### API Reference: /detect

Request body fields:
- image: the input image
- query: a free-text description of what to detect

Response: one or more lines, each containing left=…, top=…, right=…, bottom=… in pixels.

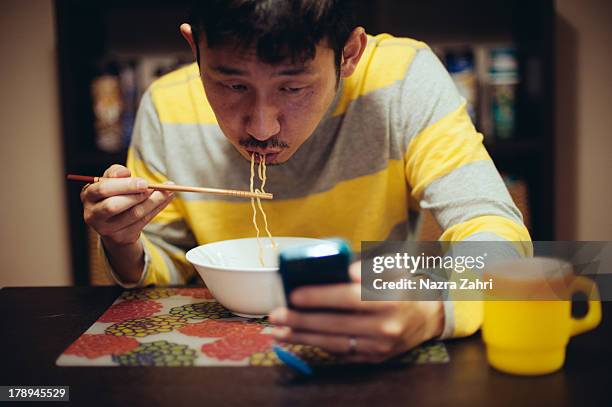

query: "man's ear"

left=340, top=27, right=367, bottom=78
left=180, top=23, right=198, bottom=62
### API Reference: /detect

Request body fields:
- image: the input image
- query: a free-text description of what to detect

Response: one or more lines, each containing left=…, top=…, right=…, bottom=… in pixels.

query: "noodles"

left=257, top=155, right=276, bottom=246
left=249, top=154, right=263, bottom=265
left=250, top=153, right=277, bottom=266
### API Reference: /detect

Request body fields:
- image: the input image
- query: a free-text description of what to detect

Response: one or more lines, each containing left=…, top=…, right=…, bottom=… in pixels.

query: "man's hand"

left=80, top=164, right=175, bottom=283
left=268, top=262, right=444, bottom=363
left=81, top=164, right=174, bottom=246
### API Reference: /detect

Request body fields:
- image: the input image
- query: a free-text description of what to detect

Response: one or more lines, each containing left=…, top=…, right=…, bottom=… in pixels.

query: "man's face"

left=198, top=40, right=339, bottom=164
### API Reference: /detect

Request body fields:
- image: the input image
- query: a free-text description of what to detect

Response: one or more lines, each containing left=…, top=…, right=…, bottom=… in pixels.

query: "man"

left=81, top=0, right=531, bottom=363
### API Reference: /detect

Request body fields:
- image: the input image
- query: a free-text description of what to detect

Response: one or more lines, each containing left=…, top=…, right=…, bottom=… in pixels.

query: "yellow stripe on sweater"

left=150, top=64, right=218, bottom=125
left=451, top=302, right=484, bottom=338
left=141, top=234, right=171, bottom=286
left=439, top=215, right=533, bottom=256
left=332, top=34, right=425, bottom=117
left=183, top=161, right=409, bottom=250
left=404, top=103, right=491, bottom=199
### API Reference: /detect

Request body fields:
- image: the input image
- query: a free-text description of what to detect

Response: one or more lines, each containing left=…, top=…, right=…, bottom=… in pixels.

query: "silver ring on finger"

left=348, top=336, right=357, bottom=355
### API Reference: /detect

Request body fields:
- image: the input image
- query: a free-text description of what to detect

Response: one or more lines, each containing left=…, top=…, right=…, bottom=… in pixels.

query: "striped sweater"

left=102, top=34, right=532, bottom=338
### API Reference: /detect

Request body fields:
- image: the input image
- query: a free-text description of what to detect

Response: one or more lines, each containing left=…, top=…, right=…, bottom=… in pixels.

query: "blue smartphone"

left=278, top=239, right=352, bottom=309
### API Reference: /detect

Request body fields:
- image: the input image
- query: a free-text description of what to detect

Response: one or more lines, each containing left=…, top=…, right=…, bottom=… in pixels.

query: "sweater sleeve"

left=398, top=47, right=532, bottom=338
left=100, top=90, right=197, bottom=287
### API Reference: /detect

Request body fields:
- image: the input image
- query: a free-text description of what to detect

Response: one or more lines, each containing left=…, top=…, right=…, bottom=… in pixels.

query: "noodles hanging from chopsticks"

left=250, top=153, right=277, bottom=266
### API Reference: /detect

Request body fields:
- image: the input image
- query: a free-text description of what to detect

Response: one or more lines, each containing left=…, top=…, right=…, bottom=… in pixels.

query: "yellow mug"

left=482, top=257, right=601, bottom=375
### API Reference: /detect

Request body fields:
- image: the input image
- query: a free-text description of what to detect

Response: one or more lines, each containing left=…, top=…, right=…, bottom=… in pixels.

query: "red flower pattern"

left=64, top=334, right=139, bottom=359
left=178, top=320, right=263, bottom=338
left=98, top=300, right=163, bottom=323
left=175, top=288, right=215, bottom=299
left=201, top=333, right=275, bottom=361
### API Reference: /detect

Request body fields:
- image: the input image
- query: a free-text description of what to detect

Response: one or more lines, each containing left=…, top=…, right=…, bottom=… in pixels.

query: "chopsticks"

left=66, top=174, right=273, bottom=200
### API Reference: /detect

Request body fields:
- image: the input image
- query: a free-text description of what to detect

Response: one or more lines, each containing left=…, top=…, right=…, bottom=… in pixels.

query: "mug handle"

left=570, top=276, right=602, bottom=336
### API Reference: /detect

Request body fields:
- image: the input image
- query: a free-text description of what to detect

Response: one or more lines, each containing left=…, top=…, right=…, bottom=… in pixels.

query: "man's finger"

left=109, top=192, right=174, bottom=241
left=289, top=282, right=394, bottom=312
left=349, top=261, right=362, bottom=282
left=273, top=328, right=392, bottom=357
left=85, top=177, right=149, bottom=202
left=103, top=164, right=131, bottom=178
left=104, top=190, right=172, bottom=232
left=269, top=307, right=404, bottom=339
left=90, top=191, right=153, bottom=222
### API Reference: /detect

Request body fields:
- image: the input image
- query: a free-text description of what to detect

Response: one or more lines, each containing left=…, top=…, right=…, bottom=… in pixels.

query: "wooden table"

left=0, top=287, right=609, bottom=406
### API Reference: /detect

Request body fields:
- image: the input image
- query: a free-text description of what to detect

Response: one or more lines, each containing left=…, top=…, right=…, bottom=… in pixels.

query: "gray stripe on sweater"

left=419, top=160, right=524, bottom=230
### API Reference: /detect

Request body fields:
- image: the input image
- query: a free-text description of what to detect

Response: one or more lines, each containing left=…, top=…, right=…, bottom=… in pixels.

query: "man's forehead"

left=208, top=61, right=315, bottom=77
left=199, top=36, right=331, bottom=76
left=202, top=46, right=318, bottom=76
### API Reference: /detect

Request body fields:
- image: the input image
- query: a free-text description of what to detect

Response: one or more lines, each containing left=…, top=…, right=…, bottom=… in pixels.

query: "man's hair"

left=188, top=0, right=355, bottom=73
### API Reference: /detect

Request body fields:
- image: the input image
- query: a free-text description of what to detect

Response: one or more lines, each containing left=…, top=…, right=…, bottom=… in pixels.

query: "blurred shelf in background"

left=56, top=0, right=554, bottom=284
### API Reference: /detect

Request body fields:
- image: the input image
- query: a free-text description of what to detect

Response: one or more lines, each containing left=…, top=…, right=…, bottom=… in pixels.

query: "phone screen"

left=278, top=239, right=352, bottom=309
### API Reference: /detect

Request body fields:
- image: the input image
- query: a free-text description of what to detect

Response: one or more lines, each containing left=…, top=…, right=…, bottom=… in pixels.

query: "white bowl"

left=186, top=237, right=330, bottom=318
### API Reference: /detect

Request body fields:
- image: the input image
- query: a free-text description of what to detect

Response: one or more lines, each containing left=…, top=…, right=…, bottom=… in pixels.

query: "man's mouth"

left=245, top=149, right=282, bottom=164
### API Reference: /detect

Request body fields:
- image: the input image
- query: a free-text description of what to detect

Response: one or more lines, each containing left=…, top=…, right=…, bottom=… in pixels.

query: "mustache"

left=238, top=137, right=289, bottom=149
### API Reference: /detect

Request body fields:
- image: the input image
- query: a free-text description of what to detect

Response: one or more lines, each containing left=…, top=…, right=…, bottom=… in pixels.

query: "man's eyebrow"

left=210, top=65, right=247, bottom=76
left=209, top=64, right=314, bottom=77
left=273, top=66, right=313, bottom=76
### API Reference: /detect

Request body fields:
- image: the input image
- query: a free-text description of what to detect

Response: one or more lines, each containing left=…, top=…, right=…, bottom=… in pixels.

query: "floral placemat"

left=56, top=288, right=449, bottom=367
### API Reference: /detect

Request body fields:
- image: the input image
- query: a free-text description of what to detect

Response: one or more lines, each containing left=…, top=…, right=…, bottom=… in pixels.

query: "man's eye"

left=225, top=83, right=247, bottom=92
left=281, top=86, right=305, bottom=94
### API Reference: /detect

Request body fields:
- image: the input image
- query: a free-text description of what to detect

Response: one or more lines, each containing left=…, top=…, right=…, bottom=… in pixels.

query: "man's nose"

left=245, top=98, right=280, bottom=141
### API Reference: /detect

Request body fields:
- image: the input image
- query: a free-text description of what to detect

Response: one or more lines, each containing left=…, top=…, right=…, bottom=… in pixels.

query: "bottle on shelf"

left=91, top=60, right=141, bottom=153
left=91, top=62, right=124, bottom=153
left=488, top=47, right=519, bottom=140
